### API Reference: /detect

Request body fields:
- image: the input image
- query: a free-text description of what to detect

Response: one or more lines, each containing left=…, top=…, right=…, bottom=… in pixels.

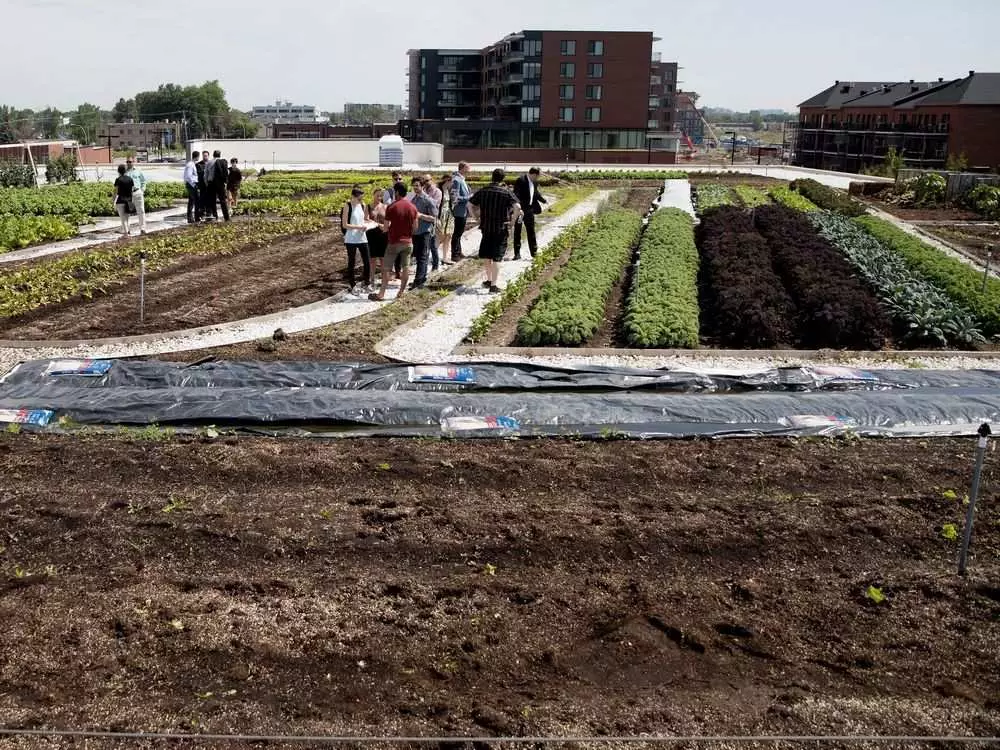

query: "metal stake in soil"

left=958, top=422, right=991, bottom=575
left=985, top=246, right=994, bottom=294
left=139, top=250, right=146, bottom=324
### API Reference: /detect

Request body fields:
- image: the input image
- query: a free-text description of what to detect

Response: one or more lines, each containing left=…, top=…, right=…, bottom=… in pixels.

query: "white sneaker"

left=351, top=283, right=366, bottom=296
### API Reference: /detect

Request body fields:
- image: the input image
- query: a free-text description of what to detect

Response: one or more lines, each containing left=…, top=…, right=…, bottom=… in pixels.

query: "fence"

left=897, top=169, right=1000, bottom=200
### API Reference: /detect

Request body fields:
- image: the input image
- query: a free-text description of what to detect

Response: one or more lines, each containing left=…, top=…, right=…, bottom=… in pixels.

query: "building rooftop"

left=800, top=72, right=1000, bottom=109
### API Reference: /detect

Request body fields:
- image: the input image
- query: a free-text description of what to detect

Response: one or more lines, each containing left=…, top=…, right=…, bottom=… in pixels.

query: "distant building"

left=0, top=141, right=111, bottom=165
left=251, top=101, right=326, bottom=125
left=796, top=71, right=1000, bottom=172
left=343, top=103, right=404, bottom=125
left=404, top=30, right=680, bottom=163
left=676, top=91, right=705, bottom=144
left=269, top=122, right=398, bottom=139
left=105, top=121, right=182, bottom=150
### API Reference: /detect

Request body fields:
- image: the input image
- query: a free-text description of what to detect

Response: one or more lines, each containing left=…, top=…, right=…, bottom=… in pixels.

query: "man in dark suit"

left=512, top=167, right=547, bottom=260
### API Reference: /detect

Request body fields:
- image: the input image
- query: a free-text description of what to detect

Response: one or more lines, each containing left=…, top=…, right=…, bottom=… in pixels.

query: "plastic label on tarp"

left=44, top=360, right=113, bottom=377
left=409, top=366, right=476, bottom=384
left=806, top=366, right=878, bottom=385
left=441, top=416, right=520, bottom=432
left=781, top=414, right=857, bottom=429
left=0, top=408, right=54, bottom=426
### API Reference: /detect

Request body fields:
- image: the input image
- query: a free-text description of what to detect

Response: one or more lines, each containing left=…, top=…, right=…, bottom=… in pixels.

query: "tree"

left=112, top=97, right=137, bottom=122
left=750, top=110, right=764, bottom=131
left=0, top=106, right=35, bottom=143
left=37, top=107, right=62, bottom=140
left=128, top=80, right=232, bottom=139
left=69, top=103, right=105, bottom=144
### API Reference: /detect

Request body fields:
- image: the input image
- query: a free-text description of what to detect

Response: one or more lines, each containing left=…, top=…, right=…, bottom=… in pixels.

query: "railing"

left=798, top=122, right=951, bottom=134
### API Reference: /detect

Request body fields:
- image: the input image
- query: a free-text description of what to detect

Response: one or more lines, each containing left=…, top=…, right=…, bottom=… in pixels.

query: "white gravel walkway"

left=0, top=205, right=188, bottom=264
left=656, top=179, right=695, bottom=218
left=378, top=191, right=612, bottom=362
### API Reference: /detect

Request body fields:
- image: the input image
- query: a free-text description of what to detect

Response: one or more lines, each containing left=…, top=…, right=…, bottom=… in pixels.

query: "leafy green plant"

left=0, top=215, right=76, bottom=253
left=856, top=215, right=1000, bottom=337
left=910, top=173, right=946, bottom=205
left=732, top=185, right=770, bottom=208
left=45, top=154, right=80, bottom=185
left=768, top=186, right=820, bottom=212
left=865, top=585, right=886, bottom=604
left=692, top=183, right=736, bottom=215
left=624, top=208, right=699, bottom=348
left=0, top=217, right=325, bottom=319
left=516, top=209, right=642, bottom=346
left=812, top=213, right=984, bottom=348
left=0, top=164, right=35, bottom=188
left=961, top=184, right=1000, bottom=219
left=941, top=523, right=959, bottom=541
left=792, top=179, right=867, bottom=217
left=466, top=213, right=595, bottom=343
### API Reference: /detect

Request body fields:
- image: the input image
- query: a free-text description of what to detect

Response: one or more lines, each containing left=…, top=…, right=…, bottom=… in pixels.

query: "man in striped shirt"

left=469, top=168, right=522, bottom=294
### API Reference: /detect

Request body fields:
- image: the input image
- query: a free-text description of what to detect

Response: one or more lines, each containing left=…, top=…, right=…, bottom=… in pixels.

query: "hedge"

left=624, top=208, right=699, bottom=348
left=856, top=215, right=1000, bottom=337
left=516, top=209, right=642, bottom=346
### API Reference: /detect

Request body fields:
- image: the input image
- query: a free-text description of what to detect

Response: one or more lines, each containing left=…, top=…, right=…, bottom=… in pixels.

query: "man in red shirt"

left=369, top=182, right=418, bottom=301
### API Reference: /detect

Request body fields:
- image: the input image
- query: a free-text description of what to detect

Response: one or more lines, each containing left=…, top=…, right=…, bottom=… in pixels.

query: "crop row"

left=692, top=184, right=736, bottom=215
left=697, top=207, right=795, bottom=347
left=791, top=179, right=867, bottom=217
left=768, top=185, right=819, bottom=212
left=732, top=185, right=770, bottom=208
left=0, top=216, right=76, bottom=254
left=0, top=217, right=326, bottom=321
left=812, top=213, right=984, bottom=348
left=623, top=208, right=699, bottom=348
left=753, top=206, right=889, bottom=349
left=856, top=216, right=1000, bottom=337
left=0, top=183, right=181, bottom=224
left=516, top=209, right=642, bottom=346
left=235, top=190, right=352, bottom=217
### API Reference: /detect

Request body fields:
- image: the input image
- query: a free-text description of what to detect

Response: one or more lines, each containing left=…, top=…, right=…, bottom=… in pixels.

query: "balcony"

left=500, top=96, right=522, bottom=106
left=648, top=97, right=659, bottom=108
left=438, top=65, right=457, bottom=72
left=647, top=119, right=660, bottom=129
left=506, top=51, right=525, bottom=62
left=650, top=76, right=661, bottom=86
left=505, top=73, right=524, bottom=84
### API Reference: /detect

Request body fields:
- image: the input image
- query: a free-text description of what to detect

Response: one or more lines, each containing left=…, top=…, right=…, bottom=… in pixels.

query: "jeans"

left=429, top=233, right=439, bottom=271
left=346, top=243, right=371, bottom=287
left=131, top=190, right=146, bottom=233
left=514, top=213, right=537, bottom=256
left=412, top=233, right=430, bottom=287
left=451, top=215, right=467, bottom=260
left=186, top=184, right=200, bottom=222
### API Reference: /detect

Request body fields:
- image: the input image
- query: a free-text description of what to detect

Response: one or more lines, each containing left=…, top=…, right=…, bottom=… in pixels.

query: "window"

left=647, top=119, right=659, bottom=129
left=560, top=40, right=576, bottom=55
left=588, top=63, right=603, bottom=78
left=586, top=85, right=603, bottom=100
left=559, top=84, right=575, bottom=100
left=560, top=62, right=575, bottom=78
left=585, top=107, right=601, bottom=122
left=521, top=106, right=540, bottom=123
left=558, top=107, right=575, bottom=122
left=666, top=83, right=674, bottom=92
left=588, top=40, right=604, bottom=55
left=524, top=39, right=542, bottom=57
left=523, top=62, right=541, bottom=79
left=421, top=57, right=426, bottom=68
left=523, top=84, right=541, bottom=101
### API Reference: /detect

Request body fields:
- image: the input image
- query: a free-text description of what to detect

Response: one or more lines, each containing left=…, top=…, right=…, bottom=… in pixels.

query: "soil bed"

left=921, top=223, right=1000, bottom=265
left=0, top=435, right=997, bottom=746
left=862, top=198, right=981, bottom=222
left=0, top=227, right=350, bottom=340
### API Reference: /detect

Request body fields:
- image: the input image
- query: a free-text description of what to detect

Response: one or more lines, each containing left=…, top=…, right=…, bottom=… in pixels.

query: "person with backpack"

left=342, top=188, right=372, bottom=294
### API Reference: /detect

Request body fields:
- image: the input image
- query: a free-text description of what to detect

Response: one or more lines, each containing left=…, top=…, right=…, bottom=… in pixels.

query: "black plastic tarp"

left=1, top=358, right=999, bottom=438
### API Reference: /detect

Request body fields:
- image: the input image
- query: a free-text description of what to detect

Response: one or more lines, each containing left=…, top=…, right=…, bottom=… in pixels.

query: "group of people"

left=182, top=151, right=244, bottom=224
left=341, top=162, right=547, bottom=301
left=111, top=158, right=149, bottom=237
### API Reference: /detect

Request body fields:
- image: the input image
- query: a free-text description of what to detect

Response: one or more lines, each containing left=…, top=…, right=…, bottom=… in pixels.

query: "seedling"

left=941, top=524, right=959, bottom=541
left=865, top=585, right=886, bottom=604
left=318, top=509, right=333, bottom=521
left=484, top=563, right=497, bottom=576
left=4, top=423, right=21, bottom=435
left=162, top=496, right=190, bottom=514
left=376, top=462, right=391, bottom=471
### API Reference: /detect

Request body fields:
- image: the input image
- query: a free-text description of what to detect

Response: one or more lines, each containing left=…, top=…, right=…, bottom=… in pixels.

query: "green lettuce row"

left=768, top=185, right=820, bottom=212
left=624, top=208, right=699, bottom=348
left=516, top=209, right=642, bottom=346
left=0, top=215, right=77, bottom=253
left=855, top=215, right=1000, bottom=337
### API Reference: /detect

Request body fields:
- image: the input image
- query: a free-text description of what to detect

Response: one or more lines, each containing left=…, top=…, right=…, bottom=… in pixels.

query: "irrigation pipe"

left=0, top=730, right=998, bottom=744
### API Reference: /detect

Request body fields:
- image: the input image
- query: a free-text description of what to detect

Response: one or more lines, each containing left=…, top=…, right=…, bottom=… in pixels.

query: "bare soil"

left=863, top=199, right=981, bottom=222
left=921, top=223, right=1000, bottom=265
left=0, top=435, right=997, bottom=749
left=0, top=229, right=350, bottom=340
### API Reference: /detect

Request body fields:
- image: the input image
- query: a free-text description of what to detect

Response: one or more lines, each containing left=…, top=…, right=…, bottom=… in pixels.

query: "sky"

left=4, top=0, right=999, bottom=113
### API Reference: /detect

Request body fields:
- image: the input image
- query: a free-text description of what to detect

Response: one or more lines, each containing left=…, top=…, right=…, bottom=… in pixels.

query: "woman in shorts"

left=366, top=189, right=389, bottom=290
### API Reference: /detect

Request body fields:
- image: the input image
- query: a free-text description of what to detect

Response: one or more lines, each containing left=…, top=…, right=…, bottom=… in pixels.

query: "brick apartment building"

left=795, top=71, right=1000, bottom=173
left=405, top=30, right=680, bottom=163
left=105, top=121, right=182, bottom=150
left=270, top=122, right=398, bottom=139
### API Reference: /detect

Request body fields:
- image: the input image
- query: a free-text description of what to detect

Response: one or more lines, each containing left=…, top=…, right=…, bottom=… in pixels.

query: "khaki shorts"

left=385, top=242, right=413, bottom=268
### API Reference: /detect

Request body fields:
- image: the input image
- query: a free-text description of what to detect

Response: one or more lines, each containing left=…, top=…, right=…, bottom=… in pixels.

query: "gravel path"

left=656, top=179, right=695, bottom=218
left=377, top=192, right=612, bottom=362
